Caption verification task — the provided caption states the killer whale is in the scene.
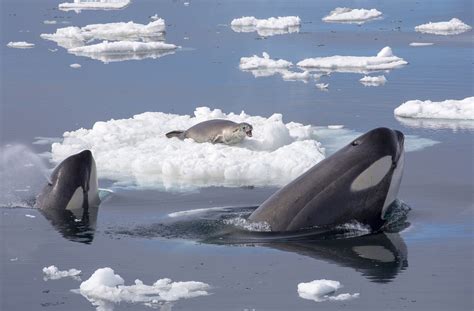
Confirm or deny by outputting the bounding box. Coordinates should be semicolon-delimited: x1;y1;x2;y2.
249;127;405;232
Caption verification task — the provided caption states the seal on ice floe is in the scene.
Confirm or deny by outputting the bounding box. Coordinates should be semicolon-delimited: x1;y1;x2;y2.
166;119;253;144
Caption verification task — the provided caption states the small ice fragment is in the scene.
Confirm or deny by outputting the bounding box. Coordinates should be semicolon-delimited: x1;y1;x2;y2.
394;97;474;120
59;0;130;12
328;125;344;129
44;20;57;25
298;279;359;302
42;265;82;281
316;83;329;89
150;14;159;20
25;214;36;218
323;8;382;24
415;18;471;35
49;48;58;52
184;2;190;6
10;258;18;262
70;63;81;69
7;41;35;49
409;42;434;47
359;75;386;86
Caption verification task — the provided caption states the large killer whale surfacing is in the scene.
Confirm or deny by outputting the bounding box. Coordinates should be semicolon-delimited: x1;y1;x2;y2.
249;127;405;232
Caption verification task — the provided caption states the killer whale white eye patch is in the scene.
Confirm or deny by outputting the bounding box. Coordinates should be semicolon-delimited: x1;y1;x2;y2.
350;156;392;191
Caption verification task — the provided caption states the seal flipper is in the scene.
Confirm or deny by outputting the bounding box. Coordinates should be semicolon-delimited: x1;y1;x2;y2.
166;130;185;139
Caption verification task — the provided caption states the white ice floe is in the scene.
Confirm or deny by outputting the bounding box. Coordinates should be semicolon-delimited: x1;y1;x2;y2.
297;46;407;74
75;267;210;311
25;214;36;218
415;18;471;35
409;42;434;47
394;97;474;120
43;20;57;25
59;0;130;12
359;75;386;86
231;16;301;36
239;53;310;82
51;107;325;190
322;8;382;24
41;20;166;49
150;14;160;20
70;63;81;68
43;265;82;281
327;125;344;130
184;2;190;6
7;41;35;49
68;41;178;63
297;280;359;302
315;83;329;90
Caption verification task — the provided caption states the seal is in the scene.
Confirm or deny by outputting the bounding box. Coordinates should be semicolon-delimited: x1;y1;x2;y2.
249;127;405;232
166;119;253;144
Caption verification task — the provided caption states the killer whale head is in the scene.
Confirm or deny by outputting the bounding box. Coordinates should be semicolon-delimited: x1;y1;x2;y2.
249;127;405;232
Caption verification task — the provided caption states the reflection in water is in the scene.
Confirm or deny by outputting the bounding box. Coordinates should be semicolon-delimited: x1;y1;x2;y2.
231;25;300;37
69;49;176;64
113;200;410;283
395;116;474;131
41;205;99;244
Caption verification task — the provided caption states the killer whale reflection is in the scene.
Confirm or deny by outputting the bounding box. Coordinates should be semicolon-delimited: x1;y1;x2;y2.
112;200;410;283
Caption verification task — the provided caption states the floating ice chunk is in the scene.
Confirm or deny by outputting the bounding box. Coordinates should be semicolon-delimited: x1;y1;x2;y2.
409;42;434;47
41;20;166;49
297;46;407;74
51;107;325;190
239;52;292;70
70;63;81;68
315;83;329;90
25;214;36;218
75;267;210;310
327;125;344;129
150;14;159;20
394;97;474;120
184;2;190;6
280;70;310;82
415;18;471;35
231;16;301;36
49;48;58;52
298;279;359;302
7;41;34;49
68;41;178;63
59;0;130;12
322;8;382;24
43;20;57;25
43;265;81;281
359;75;386;86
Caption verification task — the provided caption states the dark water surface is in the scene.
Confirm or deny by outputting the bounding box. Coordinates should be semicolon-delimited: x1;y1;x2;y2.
1;0;473;310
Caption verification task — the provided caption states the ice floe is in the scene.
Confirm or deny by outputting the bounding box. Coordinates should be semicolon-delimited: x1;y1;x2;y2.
231;16;301;36
43;265;81;281
43;20;57;25
322;8;382;24
6;41;34;49
59;0;130;12
51;107;325;190
297;46;407;74
297;279;359;302
415;18;472;35
239;53;309;82
75;267;210;310
409;42;434;47
394;97;474;120
70;63;81;68
25;214;36;218
359;75;386;86
41;20;166;49
68;41;178;63
315;83;329;90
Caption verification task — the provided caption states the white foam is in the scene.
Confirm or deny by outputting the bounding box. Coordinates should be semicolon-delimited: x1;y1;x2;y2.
70;63;81;68
75;267;210;310
43;20;57;25
51;107;325;190
41;20;166;49
6;41;34;49
415;18;471;35
231;16;301;36
297;280;359;302
223;217;271;232
297;46;407;74
68;41;178;63
59;0;130;12
359;75;386;86
394;97;474;120
409;42;434;47
43;265;82;281
322;8;382;24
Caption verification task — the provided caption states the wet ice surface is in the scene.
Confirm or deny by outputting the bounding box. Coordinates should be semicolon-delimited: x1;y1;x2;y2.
1;0;473;310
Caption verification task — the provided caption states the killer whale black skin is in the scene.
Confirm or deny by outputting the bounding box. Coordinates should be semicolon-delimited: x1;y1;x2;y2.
249;127;405;232
35;150;100;242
